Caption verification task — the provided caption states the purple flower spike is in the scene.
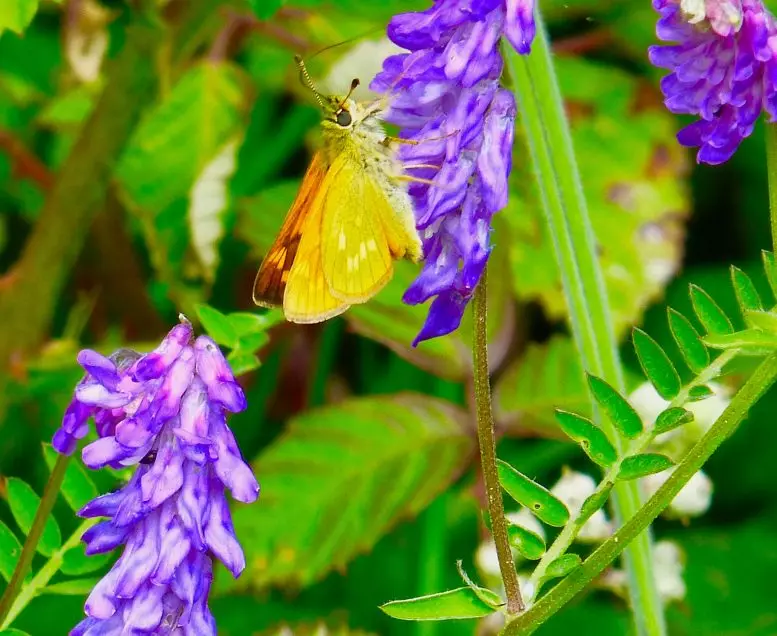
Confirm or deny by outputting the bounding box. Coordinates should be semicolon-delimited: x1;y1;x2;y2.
51;319;259;636
649;0;777;164
372;0;531;345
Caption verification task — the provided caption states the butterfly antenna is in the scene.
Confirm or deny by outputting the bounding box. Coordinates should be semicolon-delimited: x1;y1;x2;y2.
294;54;326;109
337;78;360;110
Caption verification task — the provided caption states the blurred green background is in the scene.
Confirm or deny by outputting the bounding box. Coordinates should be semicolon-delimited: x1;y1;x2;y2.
0;1;775;635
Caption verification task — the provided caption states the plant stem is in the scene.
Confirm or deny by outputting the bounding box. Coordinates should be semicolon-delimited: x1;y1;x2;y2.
473;266;524;614
504;11;665;634
0;455;70;626
766;124;777;250
1;517;98;629
502;352;777;635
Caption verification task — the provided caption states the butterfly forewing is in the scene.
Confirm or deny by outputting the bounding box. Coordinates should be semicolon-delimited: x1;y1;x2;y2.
252;153;326;307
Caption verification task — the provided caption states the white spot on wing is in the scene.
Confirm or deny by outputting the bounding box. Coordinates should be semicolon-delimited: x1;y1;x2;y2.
339;232;347;250
360;243;367;260
367;239;378;252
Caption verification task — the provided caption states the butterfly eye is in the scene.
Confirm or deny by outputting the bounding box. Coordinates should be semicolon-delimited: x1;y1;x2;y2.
336;109;352;127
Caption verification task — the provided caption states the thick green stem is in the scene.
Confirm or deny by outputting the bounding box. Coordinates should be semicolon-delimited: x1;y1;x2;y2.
0;455;70;625
502;353;777;635
473;267;524;614
767;124;777;249
1;517;98;629
504;11;665;634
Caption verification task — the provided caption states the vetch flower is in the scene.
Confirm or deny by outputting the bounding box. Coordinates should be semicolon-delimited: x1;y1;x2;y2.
371;0;535;345
52;318;259;635
649;0;777;164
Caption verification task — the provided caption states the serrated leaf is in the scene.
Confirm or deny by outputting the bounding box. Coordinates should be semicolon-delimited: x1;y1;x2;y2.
633;328;681;400
654;407;694;435
0;521;22;583
497;460;570;527
7;478;61;556
761;250;777;301
731;266;762;313
579;482;613;523
668;308;709;374
233;394;474;587
587;375;643;439
689;285;733;335
554;410;617;468
506;57;688;335
703;329;777;353
0;0;39;34
507;522;546;560
618;453;674;480
195;304;237;348
42;578;101;596
42;444;98;511
496;337;589;433
189;139;240;283
688;385;714;401
743;309;777;334
61;543;111;576
544;554;582;580
381;587;499;621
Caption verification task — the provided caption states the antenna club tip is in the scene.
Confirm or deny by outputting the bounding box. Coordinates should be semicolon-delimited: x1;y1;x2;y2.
294;54;303;63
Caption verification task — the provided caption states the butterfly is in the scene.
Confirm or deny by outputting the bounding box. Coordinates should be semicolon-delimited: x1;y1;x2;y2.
252;56;423;324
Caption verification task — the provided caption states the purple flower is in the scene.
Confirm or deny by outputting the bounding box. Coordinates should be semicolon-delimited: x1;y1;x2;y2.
649;0;777;164
52;319;259;636
371;0;533;345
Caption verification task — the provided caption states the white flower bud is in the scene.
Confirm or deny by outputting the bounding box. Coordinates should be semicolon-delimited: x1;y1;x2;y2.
641;468;713;518
550;469;613;542
653;540;686;603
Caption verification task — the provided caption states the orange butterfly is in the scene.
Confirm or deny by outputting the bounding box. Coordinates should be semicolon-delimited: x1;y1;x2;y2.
252;57;422;324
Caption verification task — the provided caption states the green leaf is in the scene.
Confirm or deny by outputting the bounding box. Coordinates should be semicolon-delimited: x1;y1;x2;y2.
497;460;570;527
42;578;101;596
543;554;582;580
496;337;589;433
249;0;286;20
233;394;474;587
689;284;733;335
654;407;694;435
688;385;714;401
587;375;643;439
0;0;38;34
632;328;681;400
61;543;111;576
761;250;777;301
6;478;61;556
579;482;613;523
507;522;546;560
380;587;500;621
456;560;503;608
731;266;763;313
505;57;688;335
42;444;98;511
0;520;22;583
554;410;617;468
0;629;32;636
227;310;284;338
195;304;237;348
618;453;674;480
703;329;777;353
667;308;710;374
743;309;777;334
226;349;261;376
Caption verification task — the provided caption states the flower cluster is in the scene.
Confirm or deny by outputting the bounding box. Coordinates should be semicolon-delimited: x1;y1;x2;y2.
649;0;777;164
53;320;259;635
372;0;535;345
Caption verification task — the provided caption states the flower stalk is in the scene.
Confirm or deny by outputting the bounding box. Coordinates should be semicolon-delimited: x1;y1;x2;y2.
504;10;665;634
473;267;524;614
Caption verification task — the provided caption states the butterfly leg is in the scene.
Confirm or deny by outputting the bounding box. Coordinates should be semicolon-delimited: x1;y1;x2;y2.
403;163;442;171
382;130;459;147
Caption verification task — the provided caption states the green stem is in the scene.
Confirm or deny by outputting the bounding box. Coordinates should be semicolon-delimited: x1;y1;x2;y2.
473;267;524;614
766;124;777;250
504;11;665;634
1;517;98;629
0;455;71;626
502;352;777;635
528;348;735;595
